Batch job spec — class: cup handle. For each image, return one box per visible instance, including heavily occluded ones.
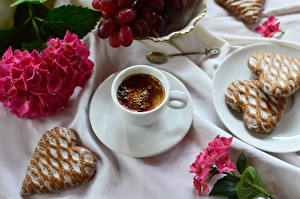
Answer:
[168,90,188,109]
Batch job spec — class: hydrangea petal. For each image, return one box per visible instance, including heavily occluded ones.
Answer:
[256,16,282,38]
[0,30,94,119]
[190,136,236,194]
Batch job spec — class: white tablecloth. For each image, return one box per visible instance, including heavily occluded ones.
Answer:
[1,0,300,198]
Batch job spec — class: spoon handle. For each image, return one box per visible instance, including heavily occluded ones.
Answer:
[168,52,205,57]
[168,48,220,57]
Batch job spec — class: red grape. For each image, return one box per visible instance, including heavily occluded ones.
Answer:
[165,0,183,11]
[92,0,101,10]
[162,11,172,25]
[140,8,157,25]
[116,0,135,7]
[131,18,150,37]
[94,0,186,48]
[102,11,115,19]
[99,0,118,15]
[109,32,121,48]
[117,8,137,24]
[152,15,167,33]
[119,25,133,46]
[141,0,165,12]
[97,19,119,39]
[116,0,128,7]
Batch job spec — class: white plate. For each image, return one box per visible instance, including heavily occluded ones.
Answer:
[213,42,300,153]
[89,71,193,157]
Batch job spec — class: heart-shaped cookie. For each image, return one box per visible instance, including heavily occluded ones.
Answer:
[225,79,287,133]
[216,0,264,23]
[21,127,97,196]
[248,51,300,97]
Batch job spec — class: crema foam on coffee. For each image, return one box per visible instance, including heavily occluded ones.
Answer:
[117,74,165,112]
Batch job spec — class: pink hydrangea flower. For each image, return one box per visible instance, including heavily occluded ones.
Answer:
[256,16,284,37]
[0,31,94,119]
[190,135,236,194]
[190,153,213,193]
[215,154,236,174]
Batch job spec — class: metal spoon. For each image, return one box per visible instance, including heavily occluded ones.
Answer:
[146,48,220,64]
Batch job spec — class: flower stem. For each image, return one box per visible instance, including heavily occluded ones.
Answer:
[24,17,32,25]
[271,30,285,38]
[279,30,285,36]
[32,19,41,41]
[28,4,41,41]
[35,17,45,22]
[231,171,237,176]
[246,179,275,199]
[223,171,240,179]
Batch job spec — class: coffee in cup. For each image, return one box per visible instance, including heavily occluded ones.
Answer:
[117,73,165,112]
[111,65,188,126]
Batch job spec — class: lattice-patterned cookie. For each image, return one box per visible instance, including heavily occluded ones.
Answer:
[216,0,264,23]
[21,127,97,196]
[225,79,287,133]
[248,52,300,97]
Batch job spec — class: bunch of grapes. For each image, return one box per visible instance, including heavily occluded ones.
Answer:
[92,0,184,48]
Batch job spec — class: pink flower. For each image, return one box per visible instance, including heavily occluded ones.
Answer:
[0,31,94,119]
[190,153,214,194]
[216,155,236,174]
[256,16,284,37]
[193,170,210,193]
[190,136,236,194]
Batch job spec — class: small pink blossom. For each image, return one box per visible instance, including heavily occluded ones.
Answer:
[215,154,236,174]
[190,136,236,194]
[0,31,94,119]
[256,16,284,38]
[190,153,214,194]
[193,169,210,193]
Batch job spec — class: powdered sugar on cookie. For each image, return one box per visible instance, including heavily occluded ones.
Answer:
[216,0,265,23]
[225,79,287,133]
[248,52,300,97]
[20,127,97,196]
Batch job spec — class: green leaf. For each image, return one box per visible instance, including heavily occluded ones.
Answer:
[0,3,52,55]
[30,3,49,19]
[237,167,274,199]
[43,5,101,39]
[38,23,53,41]
[13,4,30,27]
[236,152,247,175]
[0,21,37,55]
[210,175,240,199]
[13,3,49,26]
[1,3,98,57]
[21,41,47,52]
[228,195,239,199]
[0,28,18,55]
[11,0,48,7]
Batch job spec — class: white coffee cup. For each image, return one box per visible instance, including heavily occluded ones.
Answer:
[111,65,188,126]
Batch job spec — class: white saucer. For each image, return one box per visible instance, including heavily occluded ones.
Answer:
[213,42,300,153]
[89,70,193,157]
